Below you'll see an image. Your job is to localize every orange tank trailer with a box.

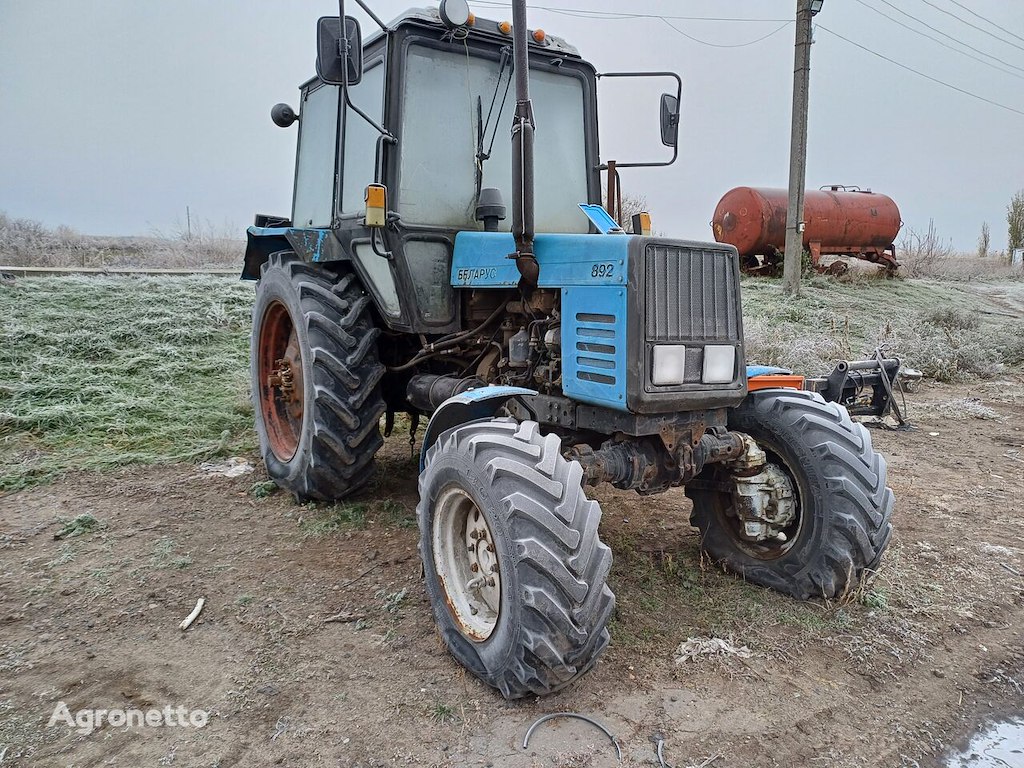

[711,186,902,273]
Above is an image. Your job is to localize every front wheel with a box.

[686,389,894,599]
[417,418,615,699]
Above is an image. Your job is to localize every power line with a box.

[946,0,1024,46]
[476,0,1024,117]
[869,0,1024,76]
[852,0,1024,81]
[916,0,1024,53]
[659,18,791,49]
[816,25,1024,117]
[473,1,793,49]
[470,1,790,24]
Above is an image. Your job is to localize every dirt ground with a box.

[2,378,1023,767]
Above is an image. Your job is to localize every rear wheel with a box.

[686,389,893,599]
[417,418,615,699]
[251,252,385,501]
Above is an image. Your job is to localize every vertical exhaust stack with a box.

[510,0,538,290]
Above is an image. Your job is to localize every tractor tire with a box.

[251,252,385,501]
[417,418,615,699]
[686,389,893,599]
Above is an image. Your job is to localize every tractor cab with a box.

[245,4,677,336]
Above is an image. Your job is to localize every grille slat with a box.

[575,315,618,387]
[645,245,739,342]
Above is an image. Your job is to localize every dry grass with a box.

[897,221,1023,281]
[0,211,242,269]
[741,275,1023,381]
[913,398,1002,421]
[875,306,1021,382]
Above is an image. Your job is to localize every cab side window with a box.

[293,82,339,227]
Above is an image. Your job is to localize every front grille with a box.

[644,244,740,342]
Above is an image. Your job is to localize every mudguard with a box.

[419,386,536,471]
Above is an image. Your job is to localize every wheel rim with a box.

[432,486,502,642]
[257,300,305,462]
[718,443,803,561]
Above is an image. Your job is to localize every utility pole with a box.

[782,0,821,296]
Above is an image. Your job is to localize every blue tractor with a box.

[244,0,894,699]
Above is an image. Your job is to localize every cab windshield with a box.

[400,43,590,233]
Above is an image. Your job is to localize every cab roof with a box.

[364,6,581,57]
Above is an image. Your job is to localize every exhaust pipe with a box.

[510,0,538,290]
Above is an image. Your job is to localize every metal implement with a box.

[746,356,906,423]
[804,355,903,421]
[712,185,902,273]
[522,712,622,761]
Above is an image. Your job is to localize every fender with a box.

[242,226,350,280]
[420,386,536,471]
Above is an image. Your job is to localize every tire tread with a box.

[252,252,385,501]
[419,419,615,698]
[688,389,894,599]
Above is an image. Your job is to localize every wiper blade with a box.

[476,95,484,159]
[477,45,513,164]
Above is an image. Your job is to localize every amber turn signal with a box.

[364,184,387,228]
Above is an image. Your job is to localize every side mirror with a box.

[660,93,680,147]
[316,16,362,87]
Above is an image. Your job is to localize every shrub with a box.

[0,210,242,268]
[874,310,1003,382]
[919,307,980,333]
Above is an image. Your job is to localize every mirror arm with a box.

[351,0,392,33]
[345,94,393,144]
[595,70,682,169]
[336,0,396,161]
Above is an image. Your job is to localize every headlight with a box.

[651,344,686,386]
[702,345,736,384]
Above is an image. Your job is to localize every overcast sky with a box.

[1,0,1022,250]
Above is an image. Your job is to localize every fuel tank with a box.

[712,186,902,269]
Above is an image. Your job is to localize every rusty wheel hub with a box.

[258,301,305,461]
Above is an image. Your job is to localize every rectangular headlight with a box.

[651,344,686,386]
[702,345,736,384]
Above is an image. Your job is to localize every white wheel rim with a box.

[432,486,501,641]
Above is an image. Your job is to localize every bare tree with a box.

[899,218,954,278]
[602,191,651,233]
[977,221,990,258]
[1008,189,1024,252]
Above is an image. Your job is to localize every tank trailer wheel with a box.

[686,389,893,599]
[251,251,385,501]
[417,418,615,699]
